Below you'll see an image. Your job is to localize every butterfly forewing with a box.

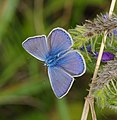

[47,28,73,55]
[22,36,49,61]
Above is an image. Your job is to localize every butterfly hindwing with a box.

[47,28,73,55]
[56,50,86,77]
[22,36,48,61]
[48,66,74,98]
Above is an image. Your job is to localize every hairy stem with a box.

[81,0,116,120]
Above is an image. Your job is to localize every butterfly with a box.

[22,27,86,99]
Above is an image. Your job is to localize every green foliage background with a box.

[0,0,117,120]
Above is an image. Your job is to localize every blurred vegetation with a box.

[0,0,117,120]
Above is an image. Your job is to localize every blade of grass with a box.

[0,0,19,42]
[57,99,70,120]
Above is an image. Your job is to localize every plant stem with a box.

[91,32,107,85]
[81,97,90,120]
[81,0,116,120]
[88,96,97,120]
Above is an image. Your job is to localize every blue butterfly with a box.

[22,27,86,99]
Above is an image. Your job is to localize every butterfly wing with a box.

[47,27,73,55]
[56,50,86,77]
[48,66,74,98]
[22,35,48,61]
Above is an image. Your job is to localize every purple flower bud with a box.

[95,52,115,62]
[103,14,108,21]
[103,14,117,36]
[113,29,117,36]
[81,44,115,62]
[80,44,93,54]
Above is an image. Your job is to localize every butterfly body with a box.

[45,54,59,67]
[22,27,86,99]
